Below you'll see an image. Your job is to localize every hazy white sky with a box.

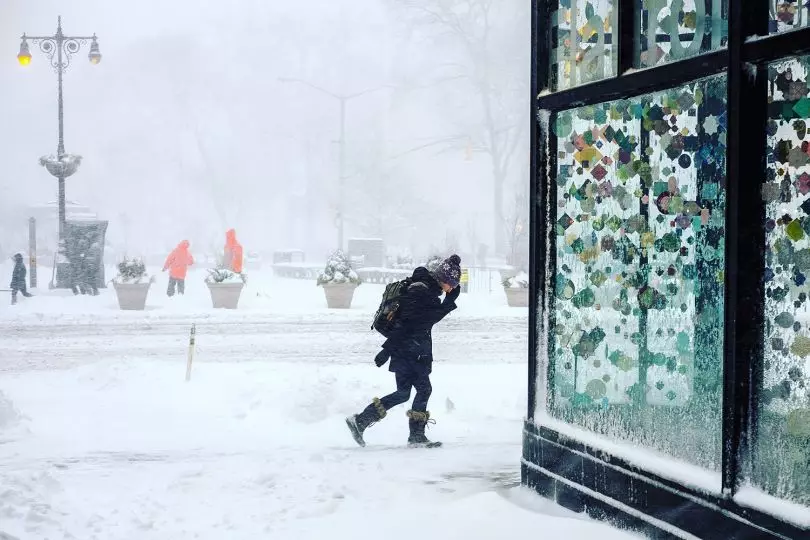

[1,0,528,262]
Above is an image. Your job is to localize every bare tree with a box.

[390,0,529,255]
[345,133,437,244]
[503,187,528,271]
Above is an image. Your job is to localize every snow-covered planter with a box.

[39,153,82,178]
[205,268,246,309]
[503,272,529,308]
[112,257,152,310]
[317,250,361,309]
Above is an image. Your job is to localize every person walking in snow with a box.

[163,240,195,296]
[9,253,33,305]
[223,229,243,273]
[70,239,99,296]
[346,254,462,448]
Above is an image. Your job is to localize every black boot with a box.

[407,410,441,448]
[346,397,386,447]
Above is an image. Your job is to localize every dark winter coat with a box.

[10,255,26,289]
[381,266,457,373]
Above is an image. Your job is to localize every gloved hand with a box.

[374,349,390,367]
[445,285,461,303]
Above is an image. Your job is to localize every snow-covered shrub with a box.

[503,271,529,289]
[317,250,361,286]
[424,255,443,273]
[205,267,246,284]
[114,257,152,284]
[390,253,413,270]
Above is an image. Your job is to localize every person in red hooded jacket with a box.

[223,229,243,273]
[163,240,194,296]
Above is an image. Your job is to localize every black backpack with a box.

[371,278,412,337]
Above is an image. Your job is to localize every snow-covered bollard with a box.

[317,250,361,309]
[185,323,196,381]
[112,257,152,310]
[503,272,529,308]
[205,268,246,309]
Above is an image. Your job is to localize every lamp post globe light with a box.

[17,16,101,288]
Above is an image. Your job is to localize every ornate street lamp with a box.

[17,39,31,65]
[17,16,101,287]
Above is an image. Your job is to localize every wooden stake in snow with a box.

[185,323,196,382]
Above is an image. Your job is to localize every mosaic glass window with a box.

[551,0,617,90]
[638,0,728,68]
[757,54,810,507]
[770,1,810,34]
[547,74,727,470]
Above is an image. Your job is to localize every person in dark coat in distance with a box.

[71,239,95,295]
[9,253,33,305]
[346,254,462,448]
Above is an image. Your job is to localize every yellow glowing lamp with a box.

[17,39,32,66]
[88,38,102,65]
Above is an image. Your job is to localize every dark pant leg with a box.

[167,278,176,297]
[411,371,433,412]
[11,289,17,304]
[178,279,185,295]
[379,371,414,410]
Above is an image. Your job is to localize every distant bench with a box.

[271,264,412,283]
[271,263,322,279]
[355,267,412,284]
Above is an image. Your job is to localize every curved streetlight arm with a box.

[22,34,97,41]
[278,77,394,101]
[344,84,395,100]
[278,77,343,100]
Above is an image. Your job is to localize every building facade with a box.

[524,1,810,537]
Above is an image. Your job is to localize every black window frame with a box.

[529,0,810,498]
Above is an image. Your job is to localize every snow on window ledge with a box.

[521,460,700,540]
[734,485,810,528]
[530,413,722,495]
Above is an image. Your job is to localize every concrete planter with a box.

[504,286,529,308]
[113,282,150,310]
[207,282,244,309]
[322,282,358,309]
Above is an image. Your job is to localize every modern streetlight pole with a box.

[17,16,101,286]
[278,77,391,250]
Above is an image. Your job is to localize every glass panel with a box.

[770,1,810,34]
[638,0,728,68]
[552,0,617,90]
[758,54,810,507]
[547,74,727,470]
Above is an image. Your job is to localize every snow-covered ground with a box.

[0,268,638,539]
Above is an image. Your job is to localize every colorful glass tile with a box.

[552,1,617,90]
[759,54,810,507]
[548,74,727,471]
[638,0,728,69]
[770,1,810,34]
